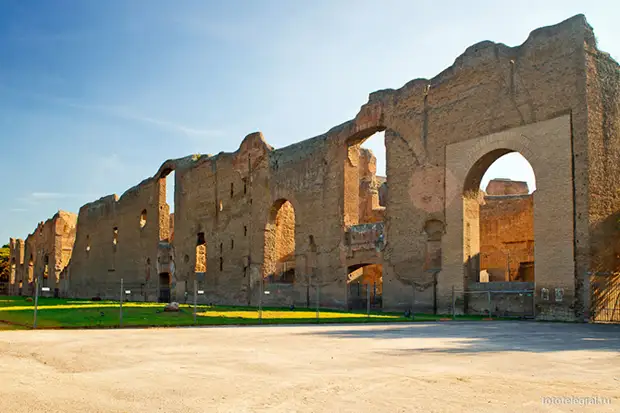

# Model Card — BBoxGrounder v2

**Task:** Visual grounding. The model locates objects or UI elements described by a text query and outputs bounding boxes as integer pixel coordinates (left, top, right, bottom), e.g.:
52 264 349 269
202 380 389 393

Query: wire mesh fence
452 286 535 318
347 281 382 311
0 276 391 329
589 271 620 323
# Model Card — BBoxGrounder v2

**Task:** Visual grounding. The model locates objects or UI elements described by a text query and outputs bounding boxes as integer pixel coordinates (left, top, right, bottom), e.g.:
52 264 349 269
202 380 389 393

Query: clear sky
1 0 618 243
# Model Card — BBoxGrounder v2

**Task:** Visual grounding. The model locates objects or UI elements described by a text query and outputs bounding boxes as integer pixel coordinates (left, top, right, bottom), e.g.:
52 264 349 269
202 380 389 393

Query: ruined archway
442 116 575 319
263 199 296 283
463 150 536 285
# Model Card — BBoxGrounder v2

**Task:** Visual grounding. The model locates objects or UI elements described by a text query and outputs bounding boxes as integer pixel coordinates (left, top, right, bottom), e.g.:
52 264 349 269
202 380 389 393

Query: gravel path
1 321 619 412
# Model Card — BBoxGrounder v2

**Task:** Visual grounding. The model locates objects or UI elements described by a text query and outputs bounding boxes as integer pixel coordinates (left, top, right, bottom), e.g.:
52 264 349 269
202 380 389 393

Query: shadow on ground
299 321 620 354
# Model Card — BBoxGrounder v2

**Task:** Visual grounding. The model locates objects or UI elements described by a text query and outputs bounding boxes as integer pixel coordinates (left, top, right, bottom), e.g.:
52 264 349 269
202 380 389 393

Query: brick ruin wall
479 179 534 282
9 211 77 296
7 15 620 321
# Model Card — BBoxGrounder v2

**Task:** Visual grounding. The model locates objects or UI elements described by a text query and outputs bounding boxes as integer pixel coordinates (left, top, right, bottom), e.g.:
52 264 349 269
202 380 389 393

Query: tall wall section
63 157 191 300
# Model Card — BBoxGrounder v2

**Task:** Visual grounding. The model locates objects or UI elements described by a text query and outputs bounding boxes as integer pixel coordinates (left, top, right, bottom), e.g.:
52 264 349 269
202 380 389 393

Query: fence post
316 282 320 323
366 284 370 318
344 268 349 312
193 279 197 325
451 285 456 320
487 291 492 318
119 278 124 328
258 275 263 324
33 276 40 329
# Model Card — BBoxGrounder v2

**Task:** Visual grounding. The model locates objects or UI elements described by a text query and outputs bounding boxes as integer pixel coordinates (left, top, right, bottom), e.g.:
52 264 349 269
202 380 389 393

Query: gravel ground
1 321 619 412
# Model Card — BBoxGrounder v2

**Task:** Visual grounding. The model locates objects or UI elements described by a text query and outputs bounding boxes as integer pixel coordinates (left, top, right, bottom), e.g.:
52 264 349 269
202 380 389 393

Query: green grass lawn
0 296 487 330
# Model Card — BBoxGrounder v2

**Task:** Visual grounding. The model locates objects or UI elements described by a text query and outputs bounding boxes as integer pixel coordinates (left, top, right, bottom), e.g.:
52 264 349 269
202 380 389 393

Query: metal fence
452 286 535 318
1 276 384 329
347 281 382 311
590 271 620 323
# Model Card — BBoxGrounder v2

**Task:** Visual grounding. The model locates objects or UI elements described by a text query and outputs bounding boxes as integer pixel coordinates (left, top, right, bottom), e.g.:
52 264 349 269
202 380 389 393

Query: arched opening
464 151 536 284
113 227 118 247
264 199 296 284
344 129 387 226
346 263 383 310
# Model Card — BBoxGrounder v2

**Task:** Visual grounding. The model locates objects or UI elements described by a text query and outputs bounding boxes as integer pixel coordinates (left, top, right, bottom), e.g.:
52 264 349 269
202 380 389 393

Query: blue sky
1 0 618 243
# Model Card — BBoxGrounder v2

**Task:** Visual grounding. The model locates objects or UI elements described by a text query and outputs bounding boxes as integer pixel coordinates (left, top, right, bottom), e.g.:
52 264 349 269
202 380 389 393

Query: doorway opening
158 272 171 303
347 263 383 310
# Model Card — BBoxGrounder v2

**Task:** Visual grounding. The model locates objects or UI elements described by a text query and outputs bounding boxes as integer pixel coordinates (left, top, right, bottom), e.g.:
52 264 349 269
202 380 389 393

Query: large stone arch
441 115 576 320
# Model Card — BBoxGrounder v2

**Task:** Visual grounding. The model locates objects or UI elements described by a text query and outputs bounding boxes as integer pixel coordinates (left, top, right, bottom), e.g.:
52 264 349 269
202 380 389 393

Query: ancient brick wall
358 148 385 223
8 238 24 294
376 15 594 321
8 15 618 322
63 161 174 300
479 189 534 282
583 39 620 319
485 179 529 196
9 211 77 296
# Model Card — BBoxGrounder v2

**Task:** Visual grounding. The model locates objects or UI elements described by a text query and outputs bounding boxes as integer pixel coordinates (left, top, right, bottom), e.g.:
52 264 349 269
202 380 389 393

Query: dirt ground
0 321 619 413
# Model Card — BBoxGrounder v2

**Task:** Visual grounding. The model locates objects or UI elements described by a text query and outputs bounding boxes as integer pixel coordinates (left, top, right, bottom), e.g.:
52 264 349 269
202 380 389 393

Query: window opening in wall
195 232 207 273
43 255 49 279
86 235 91 252
166 170 175 214
467 152 536 284
263 199 296 284
159 168 175 242
243 179 247 195
140 209 147 228
113 227 118 246
27 254 34 283
219 200 223 212
244 226 247 236
344 130 387 227
231 239 234 250
230 183 234 198
219 257 223 272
